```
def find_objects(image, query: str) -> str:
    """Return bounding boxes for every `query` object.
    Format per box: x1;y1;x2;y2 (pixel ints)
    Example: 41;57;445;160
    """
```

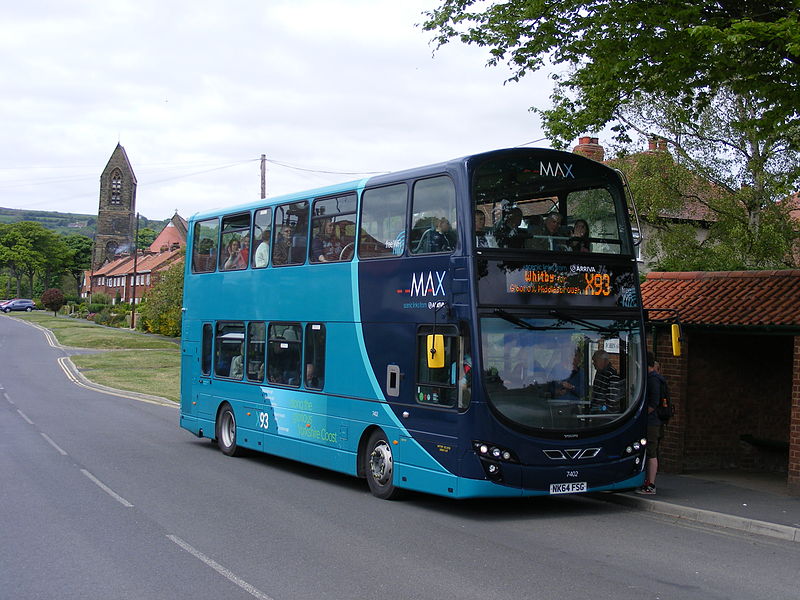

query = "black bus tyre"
216;404;242;457
364;429;401;500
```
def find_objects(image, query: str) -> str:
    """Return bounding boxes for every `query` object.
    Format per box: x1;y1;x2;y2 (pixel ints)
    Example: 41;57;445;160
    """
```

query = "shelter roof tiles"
642;270;800;328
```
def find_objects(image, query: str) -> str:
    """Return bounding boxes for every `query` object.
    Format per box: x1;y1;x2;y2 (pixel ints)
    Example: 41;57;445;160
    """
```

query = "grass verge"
11;312;180;402
14;312;177;349
70;350;181;402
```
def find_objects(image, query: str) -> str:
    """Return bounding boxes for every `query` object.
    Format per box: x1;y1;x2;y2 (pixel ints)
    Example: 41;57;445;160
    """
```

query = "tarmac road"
2;314;799;600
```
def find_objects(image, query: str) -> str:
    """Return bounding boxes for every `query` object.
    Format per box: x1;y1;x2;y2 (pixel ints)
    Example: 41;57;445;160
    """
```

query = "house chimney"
647;135;669;153
572;136;605;162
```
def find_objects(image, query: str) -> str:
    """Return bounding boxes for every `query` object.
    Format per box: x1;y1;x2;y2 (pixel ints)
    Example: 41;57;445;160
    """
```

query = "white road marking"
17;409;34;425
41;432;68;456
167;535;275;600
80;469;134;508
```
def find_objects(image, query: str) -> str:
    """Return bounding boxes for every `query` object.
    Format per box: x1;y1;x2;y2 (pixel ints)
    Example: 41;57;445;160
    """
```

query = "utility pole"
130;213;139;329
261;154;266;199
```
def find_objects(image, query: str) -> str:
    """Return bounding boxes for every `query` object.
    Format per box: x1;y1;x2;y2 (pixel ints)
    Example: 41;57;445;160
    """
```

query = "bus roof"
187;147;612;223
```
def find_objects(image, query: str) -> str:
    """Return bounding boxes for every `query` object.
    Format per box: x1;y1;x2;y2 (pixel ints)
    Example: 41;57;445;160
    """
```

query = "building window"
110;169;123;205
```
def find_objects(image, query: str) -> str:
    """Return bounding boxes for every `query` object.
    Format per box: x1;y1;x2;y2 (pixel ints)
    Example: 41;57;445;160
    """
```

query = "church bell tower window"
110;169;123;205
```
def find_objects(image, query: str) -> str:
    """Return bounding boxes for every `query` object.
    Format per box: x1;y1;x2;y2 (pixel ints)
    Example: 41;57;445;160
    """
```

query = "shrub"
91;292;111;305
41;288;66;316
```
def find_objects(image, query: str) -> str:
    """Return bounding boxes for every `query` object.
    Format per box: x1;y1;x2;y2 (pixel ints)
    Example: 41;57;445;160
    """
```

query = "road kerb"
596;492;799;543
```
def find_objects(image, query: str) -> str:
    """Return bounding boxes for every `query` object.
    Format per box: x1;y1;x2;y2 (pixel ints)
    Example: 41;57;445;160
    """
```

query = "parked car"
1;299;36;312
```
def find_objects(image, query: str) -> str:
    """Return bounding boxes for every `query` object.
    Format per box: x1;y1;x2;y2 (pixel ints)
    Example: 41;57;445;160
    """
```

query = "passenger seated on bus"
568;219;591;253
311;220;344;262
223;238;246;270
229;348;243;380
493;207;529;249
272;226;291;265
253;229;270;267
527;212;567;251
305;363;322;389
475;210;490;247
429;217;455;252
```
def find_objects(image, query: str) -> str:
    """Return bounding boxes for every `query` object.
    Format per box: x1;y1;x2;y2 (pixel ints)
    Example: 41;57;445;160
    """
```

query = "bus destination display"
477;259;638;308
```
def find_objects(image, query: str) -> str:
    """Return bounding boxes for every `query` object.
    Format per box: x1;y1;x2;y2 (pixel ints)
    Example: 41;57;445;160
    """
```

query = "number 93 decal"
257;412;270;430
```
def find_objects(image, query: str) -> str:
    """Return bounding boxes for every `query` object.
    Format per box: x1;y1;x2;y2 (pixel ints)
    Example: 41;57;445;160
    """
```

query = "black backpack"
655;376;674;423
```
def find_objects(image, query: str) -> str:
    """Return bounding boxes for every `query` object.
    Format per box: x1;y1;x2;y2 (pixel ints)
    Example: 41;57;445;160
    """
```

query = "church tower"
93;144;137;269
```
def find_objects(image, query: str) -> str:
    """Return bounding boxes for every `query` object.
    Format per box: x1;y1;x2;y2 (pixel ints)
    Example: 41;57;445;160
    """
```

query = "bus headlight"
473;441;518;463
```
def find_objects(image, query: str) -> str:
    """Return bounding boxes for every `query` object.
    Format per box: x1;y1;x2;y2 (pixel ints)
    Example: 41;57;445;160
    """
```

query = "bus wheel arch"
360;427;402;500
216;402;243;457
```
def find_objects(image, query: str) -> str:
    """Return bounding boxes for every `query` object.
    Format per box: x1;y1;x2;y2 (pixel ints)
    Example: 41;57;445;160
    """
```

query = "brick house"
641;270;800;494
82;213;186;304
572;136;717;272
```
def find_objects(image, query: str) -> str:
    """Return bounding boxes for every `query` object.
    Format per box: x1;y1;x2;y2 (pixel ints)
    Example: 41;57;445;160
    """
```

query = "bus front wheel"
216;404;242;457
364;429;401;500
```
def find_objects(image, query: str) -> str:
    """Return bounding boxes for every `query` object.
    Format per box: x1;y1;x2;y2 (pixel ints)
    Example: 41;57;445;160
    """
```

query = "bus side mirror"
427;334;445;369
671;323;682;357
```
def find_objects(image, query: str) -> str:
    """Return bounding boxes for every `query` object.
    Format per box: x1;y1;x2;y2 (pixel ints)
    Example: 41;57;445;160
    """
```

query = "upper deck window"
220;213;251;271
472;153;629;255
310;194;357;263
191;218;219;273
358;184;408;259
410;176;457;255
252;208;272;269
273;201;309;266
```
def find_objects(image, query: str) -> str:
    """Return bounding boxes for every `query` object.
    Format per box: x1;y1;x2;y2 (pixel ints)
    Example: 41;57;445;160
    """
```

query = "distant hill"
0;207;168;238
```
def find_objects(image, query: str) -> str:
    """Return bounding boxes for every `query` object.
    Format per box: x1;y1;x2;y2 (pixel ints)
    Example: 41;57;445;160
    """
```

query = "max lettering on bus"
410;271;446;297
539;161;575;179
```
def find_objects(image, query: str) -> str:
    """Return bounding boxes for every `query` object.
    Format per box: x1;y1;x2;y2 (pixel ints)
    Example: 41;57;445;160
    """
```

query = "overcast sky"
0;0;559;221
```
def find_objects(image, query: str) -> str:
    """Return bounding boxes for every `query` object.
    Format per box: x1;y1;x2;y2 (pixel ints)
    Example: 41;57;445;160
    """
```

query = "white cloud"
0;0;556;220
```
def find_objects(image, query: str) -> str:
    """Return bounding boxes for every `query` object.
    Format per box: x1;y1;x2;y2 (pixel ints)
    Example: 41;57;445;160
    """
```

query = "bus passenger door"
195;323;216;420
392;326;464;476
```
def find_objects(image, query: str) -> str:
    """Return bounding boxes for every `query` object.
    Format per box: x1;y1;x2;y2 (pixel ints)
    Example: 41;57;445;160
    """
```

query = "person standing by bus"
638;352;666;495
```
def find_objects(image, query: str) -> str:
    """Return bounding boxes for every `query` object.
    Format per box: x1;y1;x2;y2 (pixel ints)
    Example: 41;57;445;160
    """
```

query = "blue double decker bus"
180;148;648;499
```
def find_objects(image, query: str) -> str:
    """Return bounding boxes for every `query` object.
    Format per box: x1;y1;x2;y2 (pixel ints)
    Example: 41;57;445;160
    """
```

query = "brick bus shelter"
641;270;800;495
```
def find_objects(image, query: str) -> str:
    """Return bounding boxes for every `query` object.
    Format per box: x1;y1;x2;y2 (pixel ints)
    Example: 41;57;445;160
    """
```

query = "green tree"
41;288;66;316
424;1;799;148
136;228;158;250
63;234;93;291
423;1;800;268
0;222;52;296
138;260;184;337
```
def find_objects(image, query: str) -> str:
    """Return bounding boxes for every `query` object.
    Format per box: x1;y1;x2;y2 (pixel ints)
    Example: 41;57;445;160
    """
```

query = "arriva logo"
411;271;446;297
540;161;575;178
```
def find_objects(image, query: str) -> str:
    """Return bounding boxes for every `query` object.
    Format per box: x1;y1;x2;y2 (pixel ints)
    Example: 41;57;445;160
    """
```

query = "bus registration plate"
549;482;587;495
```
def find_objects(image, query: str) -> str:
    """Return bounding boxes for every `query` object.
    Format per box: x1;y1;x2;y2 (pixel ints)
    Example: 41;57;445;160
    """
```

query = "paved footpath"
596;472;800;543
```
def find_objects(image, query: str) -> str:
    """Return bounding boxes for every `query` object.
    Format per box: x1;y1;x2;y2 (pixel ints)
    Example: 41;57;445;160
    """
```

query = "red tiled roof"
642;270;800;328
148;214;187;252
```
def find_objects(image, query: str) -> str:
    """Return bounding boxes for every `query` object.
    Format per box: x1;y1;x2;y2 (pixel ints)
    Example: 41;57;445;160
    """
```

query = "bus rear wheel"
216;404;242;457
364;430;401;500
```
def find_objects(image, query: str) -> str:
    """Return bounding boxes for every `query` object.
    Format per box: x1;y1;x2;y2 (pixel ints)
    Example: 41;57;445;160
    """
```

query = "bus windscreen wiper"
493;309;555;331
548;309;608;333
